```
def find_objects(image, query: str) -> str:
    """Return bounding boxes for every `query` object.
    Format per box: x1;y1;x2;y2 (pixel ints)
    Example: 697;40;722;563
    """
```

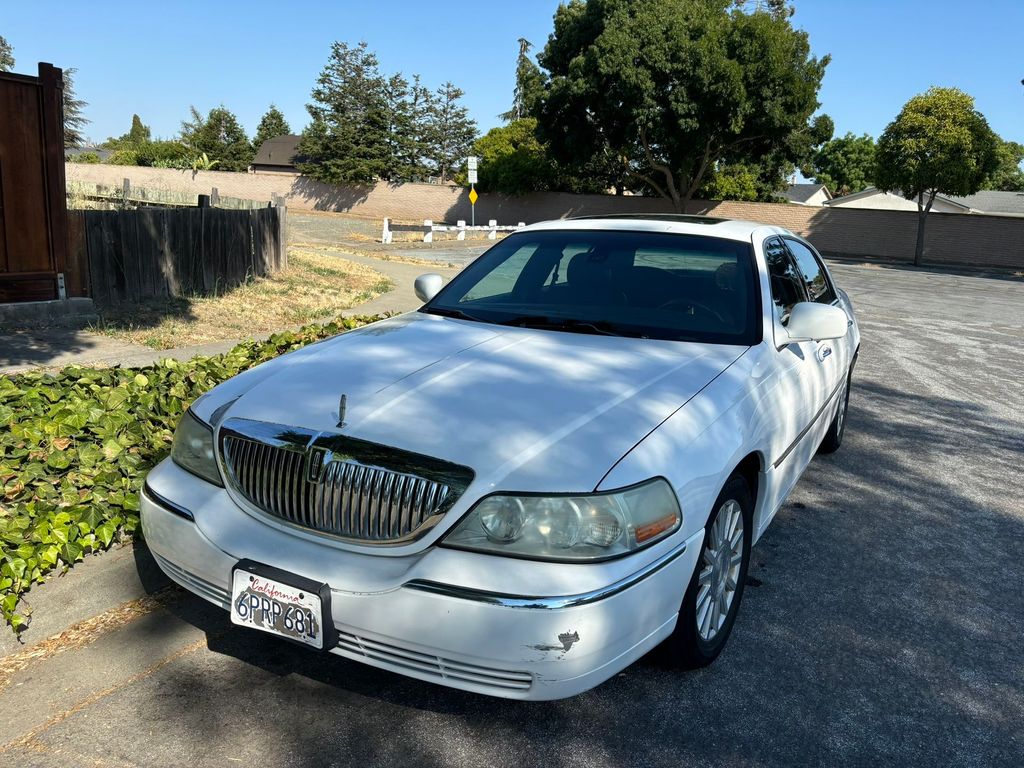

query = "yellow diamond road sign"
468;188;479;205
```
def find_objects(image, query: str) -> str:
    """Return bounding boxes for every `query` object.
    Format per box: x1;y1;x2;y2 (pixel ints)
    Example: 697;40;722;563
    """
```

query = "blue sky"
3;1;1022;147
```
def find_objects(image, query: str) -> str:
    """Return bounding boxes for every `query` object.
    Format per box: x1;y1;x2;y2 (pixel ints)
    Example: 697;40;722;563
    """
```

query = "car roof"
520;214;792;242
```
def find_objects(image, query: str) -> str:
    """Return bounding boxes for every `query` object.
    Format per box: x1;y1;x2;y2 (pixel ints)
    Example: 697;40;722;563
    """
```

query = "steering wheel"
656;297;726;323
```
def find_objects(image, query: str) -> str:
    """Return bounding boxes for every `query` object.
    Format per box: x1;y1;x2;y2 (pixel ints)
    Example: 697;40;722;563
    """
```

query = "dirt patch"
91;247;392;349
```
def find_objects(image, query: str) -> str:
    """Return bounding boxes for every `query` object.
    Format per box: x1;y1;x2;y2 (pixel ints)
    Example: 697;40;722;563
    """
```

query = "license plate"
229;561;330;650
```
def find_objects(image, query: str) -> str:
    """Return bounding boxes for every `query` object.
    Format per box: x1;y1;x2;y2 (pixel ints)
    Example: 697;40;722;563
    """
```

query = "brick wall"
65;164;1024;270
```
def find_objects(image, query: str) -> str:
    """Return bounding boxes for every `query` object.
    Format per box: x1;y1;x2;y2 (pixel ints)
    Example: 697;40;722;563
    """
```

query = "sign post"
467;156;478;227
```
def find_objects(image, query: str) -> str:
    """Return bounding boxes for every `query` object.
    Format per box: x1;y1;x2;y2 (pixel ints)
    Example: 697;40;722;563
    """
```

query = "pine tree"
380;74;412;182
298;41;390;184
253;105;292;149
128;114;151;144
425;82;477;184
62;68;89;149
500;38;544;122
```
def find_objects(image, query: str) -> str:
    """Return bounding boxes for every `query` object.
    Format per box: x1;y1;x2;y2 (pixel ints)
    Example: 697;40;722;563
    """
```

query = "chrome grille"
222;434;457;542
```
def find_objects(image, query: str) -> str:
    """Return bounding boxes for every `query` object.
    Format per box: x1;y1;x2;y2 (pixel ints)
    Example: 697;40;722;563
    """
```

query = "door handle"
816;345;833;362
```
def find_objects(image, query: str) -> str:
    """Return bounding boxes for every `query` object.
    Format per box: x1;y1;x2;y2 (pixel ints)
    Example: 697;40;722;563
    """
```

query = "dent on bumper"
141;486;702;700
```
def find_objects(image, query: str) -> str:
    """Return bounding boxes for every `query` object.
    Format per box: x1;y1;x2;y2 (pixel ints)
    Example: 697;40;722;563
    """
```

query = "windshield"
423;229;761;344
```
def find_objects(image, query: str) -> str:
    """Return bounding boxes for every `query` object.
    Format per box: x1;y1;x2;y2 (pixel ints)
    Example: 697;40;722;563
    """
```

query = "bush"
136;140;190;168
0;315;384;633
69;152;101;164
105;148;140;166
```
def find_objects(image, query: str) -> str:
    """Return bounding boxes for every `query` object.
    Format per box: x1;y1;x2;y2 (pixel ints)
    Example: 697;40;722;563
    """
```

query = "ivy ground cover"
0;315;382;633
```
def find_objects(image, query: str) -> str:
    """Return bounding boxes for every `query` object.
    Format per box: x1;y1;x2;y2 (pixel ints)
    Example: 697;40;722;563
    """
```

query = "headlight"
442;478;681;561
171;410;223;486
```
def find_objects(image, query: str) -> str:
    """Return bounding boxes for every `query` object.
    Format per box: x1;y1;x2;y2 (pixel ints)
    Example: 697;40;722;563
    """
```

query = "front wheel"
662;473;753;669
818;368;852;454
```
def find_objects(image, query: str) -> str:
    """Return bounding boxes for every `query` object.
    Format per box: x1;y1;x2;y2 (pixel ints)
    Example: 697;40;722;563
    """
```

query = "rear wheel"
663;474;753;669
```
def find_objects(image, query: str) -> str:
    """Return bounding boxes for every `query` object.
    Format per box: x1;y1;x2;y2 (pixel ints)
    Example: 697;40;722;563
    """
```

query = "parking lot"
1;260;1022;767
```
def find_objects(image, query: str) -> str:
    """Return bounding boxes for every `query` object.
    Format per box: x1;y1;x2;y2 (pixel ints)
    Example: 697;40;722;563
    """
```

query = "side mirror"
784;302;848;344
414;273;444;303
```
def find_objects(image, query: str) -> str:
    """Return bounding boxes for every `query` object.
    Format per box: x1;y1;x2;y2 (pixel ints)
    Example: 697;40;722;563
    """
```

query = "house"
826;187;1024;216
250;135;303;175
780;183;832;206
824;187;972;213
65;146;113;162
947;191;1024;217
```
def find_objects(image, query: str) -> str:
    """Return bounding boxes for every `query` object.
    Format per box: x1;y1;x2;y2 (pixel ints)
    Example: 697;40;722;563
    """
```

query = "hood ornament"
337;394;347;428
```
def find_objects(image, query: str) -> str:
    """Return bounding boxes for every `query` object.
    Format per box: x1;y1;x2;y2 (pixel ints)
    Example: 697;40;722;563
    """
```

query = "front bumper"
141;459;702;700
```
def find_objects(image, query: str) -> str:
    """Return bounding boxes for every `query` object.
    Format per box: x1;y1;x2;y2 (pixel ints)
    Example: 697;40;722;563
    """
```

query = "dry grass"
92;246;392;349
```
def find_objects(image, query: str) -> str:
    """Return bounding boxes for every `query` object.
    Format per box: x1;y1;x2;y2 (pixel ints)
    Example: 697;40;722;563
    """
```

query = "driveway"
1;261;1022;767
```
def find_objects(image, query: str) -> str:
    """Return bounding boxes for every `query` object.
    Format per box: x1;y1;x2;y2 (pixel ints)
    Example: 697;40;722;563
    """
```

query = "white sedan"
142;215;859;700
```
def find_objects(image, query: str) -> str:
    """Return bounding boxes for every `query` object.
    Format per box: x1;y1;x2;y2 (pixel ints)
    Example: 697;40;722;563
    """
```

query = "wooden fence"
68;205;286;304
67;179;275;210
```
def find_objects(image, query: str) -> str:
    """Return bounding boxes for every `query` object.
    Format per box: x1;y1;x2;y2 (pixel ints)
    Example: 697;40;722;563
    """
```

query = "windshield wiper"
422;306;486;322
498;315;639;338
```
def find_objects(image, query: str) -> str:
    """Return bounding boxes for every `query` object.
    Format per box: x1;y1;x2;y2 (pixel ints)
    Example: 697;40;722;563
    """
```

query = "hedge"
0;315;384;633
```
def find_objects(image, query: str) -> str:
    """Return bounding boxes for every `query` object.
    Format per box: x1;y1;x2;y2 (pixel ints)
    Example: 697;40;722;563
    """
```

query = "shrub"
136;140;190;168
69;152;101;164
105;148;140;166
0;315;384;633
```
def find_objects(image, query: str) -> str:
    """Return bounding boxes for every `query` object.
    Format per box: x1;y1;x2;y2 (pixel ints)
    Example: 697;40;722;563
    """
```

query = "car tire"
662;473;753;669
818;367;852;455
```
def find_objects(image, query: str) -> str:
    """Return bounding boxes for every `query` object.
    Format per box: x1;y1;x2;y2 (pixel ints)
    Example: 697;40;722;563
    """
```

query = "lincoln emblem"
337;394;347;428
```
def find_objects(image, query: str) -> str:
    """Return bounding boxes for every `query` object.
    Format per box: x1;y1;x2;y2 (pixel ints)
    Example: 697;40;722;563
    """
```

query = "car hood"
208;313;747;492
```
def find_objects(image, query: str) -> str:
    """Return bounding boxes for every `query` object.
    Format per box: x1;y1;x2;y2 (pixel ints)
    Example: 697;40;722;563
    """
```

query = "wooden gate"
0;63;79;303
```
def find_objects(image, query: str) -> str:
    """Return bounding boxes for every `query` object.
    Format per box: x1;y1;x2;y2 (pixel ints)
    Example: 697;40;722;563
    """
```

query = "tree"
128;114;151;144
179;105;254;171
424;82;477;184
298;41;390;184
981;139;1024;191
62;68;89;149
536;0;828;211
400;75;436;182
500;38;545;122
805;132;876;195
473;118;552;194
253;105;291;150
876;87;999;266
379;74;414;182
700;164;760;201
0;35;13;72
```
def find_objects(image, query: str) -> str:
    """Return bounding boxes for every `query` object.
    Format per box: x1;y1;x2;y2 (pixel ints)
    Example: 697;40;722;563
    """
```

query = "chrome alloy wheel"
696;499;745;641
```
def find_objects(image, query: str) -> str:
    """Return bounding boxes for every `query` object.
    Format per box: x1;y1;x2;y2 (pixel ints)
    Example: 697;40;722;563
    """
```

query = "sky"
2;0;1022;149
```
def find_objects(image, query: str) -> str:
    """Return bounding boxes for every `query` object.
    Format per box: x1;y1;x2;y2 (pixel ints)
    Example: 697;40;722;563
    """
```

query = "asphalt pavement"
1;260;1022;767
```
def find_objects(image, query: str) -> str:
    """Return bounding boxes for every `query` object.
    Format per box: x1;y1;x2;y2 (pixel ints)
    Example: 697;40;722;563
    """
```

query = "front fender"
598;345;772;543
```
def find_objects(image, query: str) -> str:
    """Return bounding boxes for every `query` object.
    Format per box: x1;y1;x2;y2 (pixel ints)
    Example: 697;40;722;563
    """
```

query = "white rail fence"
382;217;525;244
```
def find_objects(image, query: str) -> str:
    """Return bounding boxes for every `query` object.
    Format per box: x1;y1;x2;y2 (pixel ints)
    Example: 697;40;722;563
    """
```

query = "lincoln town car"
141;215;860;700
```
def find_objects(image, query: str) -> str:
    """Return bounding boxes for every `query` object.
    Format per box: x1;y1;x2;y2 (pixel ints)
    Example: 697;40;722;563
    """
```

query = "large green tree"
180;105;254;172
473;118;552;194
298;41;390;184
0;35;14;71
805;132;876;195
62;68;89;149
535;0;828;211
876;87;999;266
425;82;477;184
253;105;291;150
981;138;1024;192
500;38;545;123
